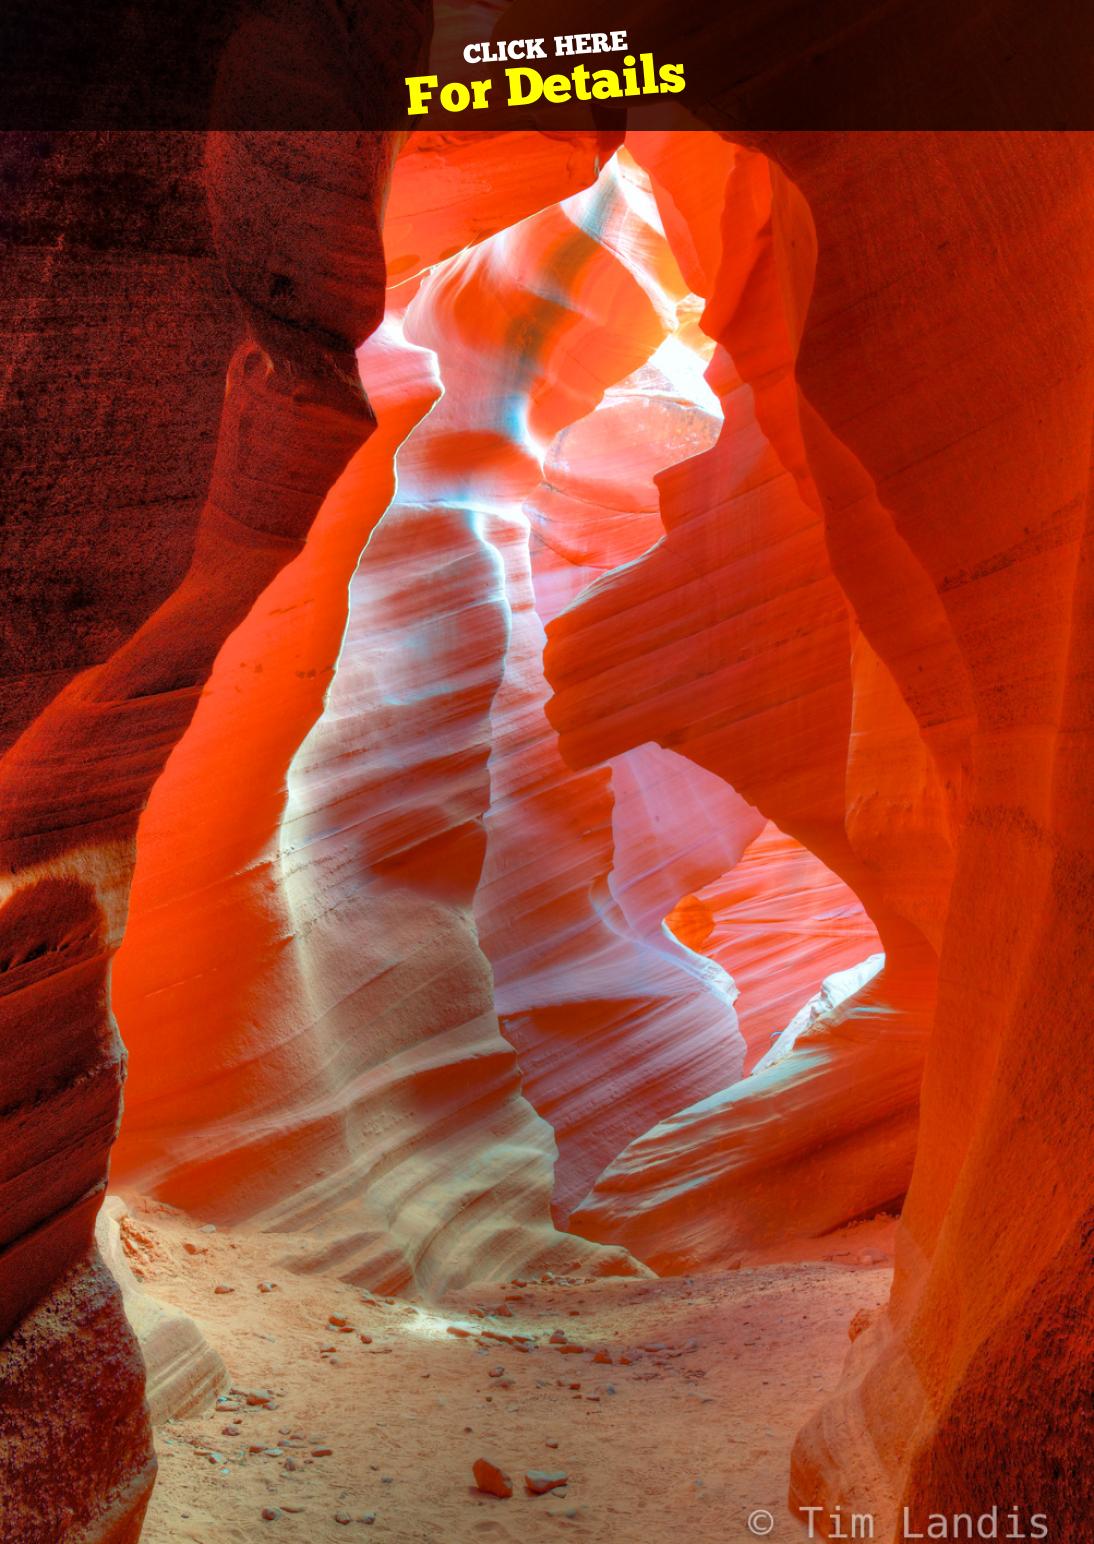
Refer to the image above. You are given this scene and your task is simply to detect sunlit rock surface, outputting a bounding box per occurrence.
[113,146,762,1284]
[112,145,660,1289]
[754,951,885,1076]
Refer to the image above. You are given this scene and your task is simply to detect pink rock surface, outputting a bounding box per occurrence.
[667,821,881,1071]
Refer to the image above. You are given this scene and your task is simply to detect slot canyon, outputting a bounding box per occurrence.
[2,111,1091,1544]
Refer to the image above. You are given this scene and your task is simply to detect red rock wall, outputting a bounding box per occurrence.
[551,136,942,1269]
[0,125,400,1540]
[755,130,1093,1539]
[549,125,1091,1524]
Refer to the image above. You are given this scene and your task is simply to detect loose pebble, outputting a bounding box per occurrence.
[525,1469,569,1495]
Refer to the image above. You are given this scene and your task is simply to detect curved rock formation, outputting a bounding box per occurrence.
[550,135,943,1268]
[110,140,652,1282]
[111,131,994,1299]
[113,144,760,1284]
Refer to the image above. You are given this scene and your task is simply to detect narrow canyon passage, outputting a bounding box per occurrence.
[3,117,1090,1544]
[103,135,904,1537]
[112,138,897,1279]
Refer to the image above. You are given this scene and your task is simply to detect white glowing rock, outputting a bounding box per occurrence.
[752,953,886,1075]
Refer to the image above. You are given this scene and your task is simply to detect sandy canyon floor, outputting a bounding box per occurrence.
[127,1202,895,1544]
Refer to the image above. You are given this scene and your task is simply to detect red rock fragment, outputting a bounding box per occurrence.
[472,1457,513,1498]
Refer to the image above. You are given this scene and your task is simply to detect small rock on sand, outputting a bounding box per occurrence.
[525,1470,569,1495]
[473,1457,513,1498]
[848,1308,874,1341]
